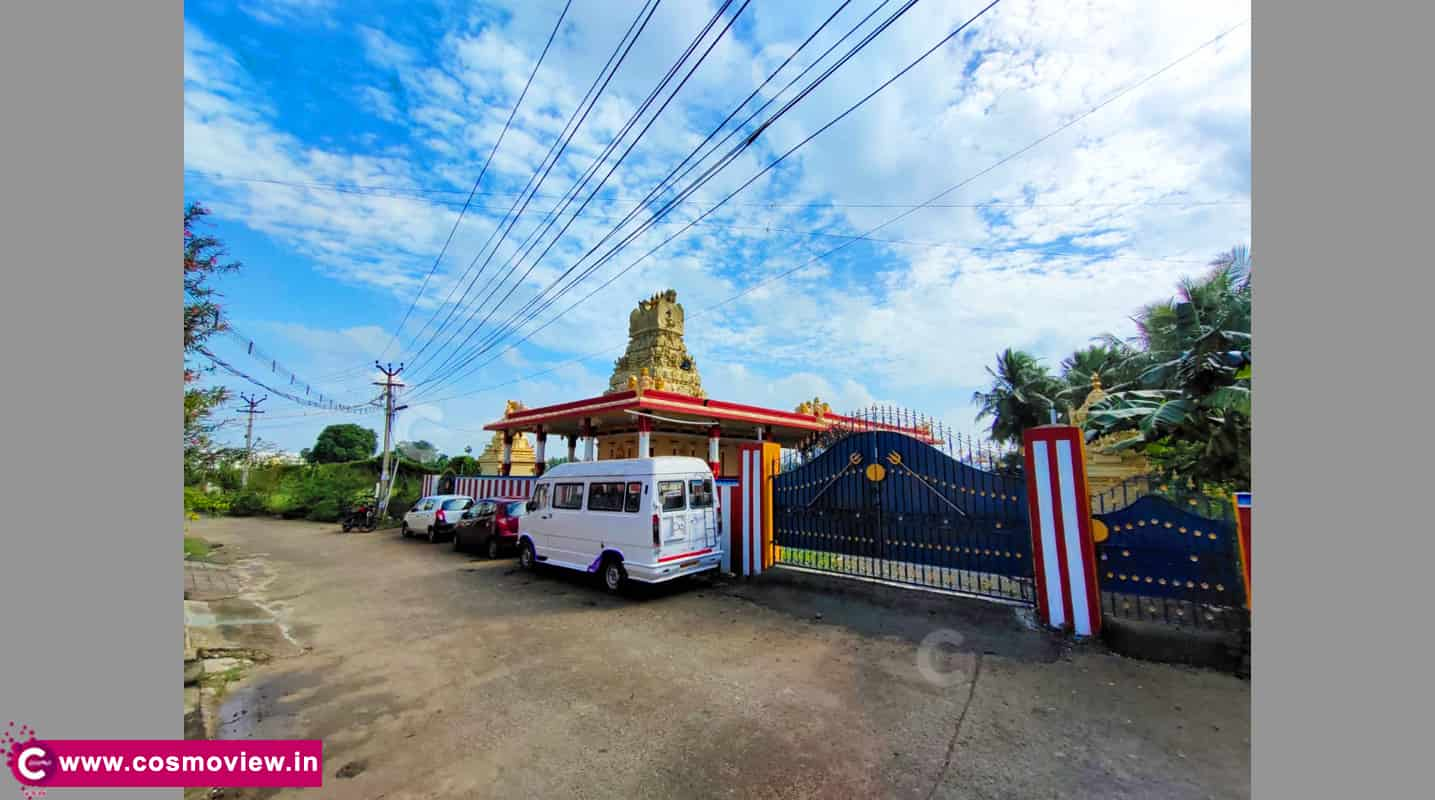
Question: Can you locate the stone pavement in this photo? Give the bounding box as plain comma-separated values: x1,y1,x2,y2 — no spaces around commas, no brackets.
184,560,241,601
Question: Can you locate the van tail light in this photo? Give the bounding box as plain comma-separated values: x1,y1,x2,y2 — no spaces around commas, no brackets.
436,509,446,524
652,513,660,546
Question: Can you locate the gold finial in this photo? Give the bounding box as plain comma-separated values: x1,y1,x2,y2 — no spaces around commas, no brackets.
796,400,812,415
504,399,525,417
1091,372,1103,392
627,374,638,390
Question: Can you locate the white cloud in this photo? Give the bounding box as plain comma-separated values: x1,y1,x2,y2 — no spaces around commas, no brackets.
186,0,1250,451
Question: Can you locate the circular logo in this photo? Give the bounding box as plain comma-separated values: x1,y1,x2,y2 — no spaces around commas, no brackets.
865,463,886,482
11,741,56,786
915,628,968,688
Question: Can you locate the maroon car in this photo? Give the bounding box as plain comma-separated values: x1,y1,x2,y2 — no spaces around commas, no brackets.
452,497,528,559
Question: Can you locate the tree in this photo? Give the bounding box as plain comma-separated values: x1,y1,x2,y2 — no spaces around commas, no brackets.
1084,245,1252,488
396,440,440,464
972,349,1062,444
307,424,379,463
1058,341,1142,411
546,456,572,471
184,203,241,479
446,455,480,475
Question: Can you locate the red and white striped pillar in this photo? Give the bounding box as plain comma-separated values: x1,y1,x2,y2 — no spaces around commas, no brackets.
500,432,513,476
736,442,780,576
1023,425,1101,637
708,425,721,476
1233,492,1251,609
534,428,547,476
637,415,652,460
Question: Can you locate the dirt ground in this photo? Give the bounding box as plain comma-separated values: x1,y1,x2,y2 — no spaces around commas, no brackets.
188,516,1249,800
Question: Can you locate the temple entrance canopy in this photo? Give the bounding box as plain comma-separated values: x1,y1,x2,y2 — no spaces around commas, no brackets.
482,290,931,477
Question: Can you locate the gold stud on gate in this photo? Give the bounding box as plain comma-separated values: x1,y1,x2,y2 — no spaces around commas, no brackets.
865,463,887,482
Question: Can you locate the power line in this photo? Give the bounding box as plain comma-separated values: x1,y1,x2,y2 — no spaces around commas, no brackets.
183,170,1251,211
405,0,754,377
411,0,1004,399
395,0,665,370
416,19,1248,406
408,0,911,389
378,0,572,360
198,346,383,412
217,324,375,406
409,0,770,382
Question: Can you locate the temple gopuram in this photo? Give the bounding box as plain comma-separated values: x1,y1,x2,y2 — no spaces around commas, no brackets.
481,290,924,478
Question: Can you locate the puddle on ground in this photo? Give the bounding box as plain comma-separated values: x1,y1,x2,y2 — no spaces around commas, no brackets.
217,684,263,739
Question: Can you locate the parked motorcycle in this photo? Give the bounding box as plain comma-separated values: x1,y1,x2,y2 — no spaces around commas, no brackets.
341,504,377,533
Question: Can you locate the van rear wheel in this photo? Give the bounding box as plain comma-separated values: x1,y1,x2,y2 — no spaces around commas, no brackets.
518,540,536,570
601,557,627,594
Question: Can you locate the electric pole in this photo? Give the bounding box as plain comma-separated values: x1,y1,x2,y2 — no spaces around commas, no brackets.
374,362,405,513
238,393,267,488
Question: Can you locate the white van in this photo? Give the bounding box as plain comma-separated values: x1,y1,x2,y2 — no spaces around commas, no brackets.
518,457,723,593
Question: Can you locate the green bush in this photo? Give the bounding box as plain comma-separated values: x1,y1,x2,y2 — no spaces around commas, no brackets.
265,491,302,518
228,491,266,516
306,498,342,522
184,486,231,515
209,455,435,522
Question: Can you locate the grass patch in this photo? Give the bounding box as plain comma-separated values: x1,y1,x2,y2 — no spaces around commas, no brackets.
184,536,212,562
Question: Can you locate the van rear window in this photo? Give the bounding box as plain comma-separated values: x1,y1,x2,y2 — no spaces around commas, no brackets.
624,482,643,513
658,480,686,511
689,479,714,508
553,483,584,510
586,482,625,512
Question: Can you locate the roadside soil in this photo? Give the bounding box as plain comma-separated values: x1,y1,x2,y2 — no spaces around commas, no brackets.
188,516,1249,800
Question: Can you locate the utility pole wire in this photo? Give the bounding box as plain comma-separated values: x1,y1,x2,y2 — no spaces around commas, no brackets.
411,0,860,384
412,0,1001,399
406,0,741,377
397,0,665,369
378,0,573,360
417,18,1248,406
373,362,406,514
238,393,266,488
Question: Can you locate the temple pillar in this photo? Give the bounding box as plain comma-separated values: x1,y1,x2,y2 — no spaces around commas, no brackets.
582,418,596,462
638,415,652,460
535,428,547,476
708,425,721,476
500,432,513,476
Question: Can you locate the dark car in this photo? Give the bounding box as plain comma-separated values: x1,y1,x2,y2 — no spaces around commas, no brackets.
452,497,528,558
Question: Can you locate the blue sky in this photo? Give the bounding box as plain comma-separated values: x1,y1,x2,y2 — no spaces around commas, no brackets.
184,0,1251,457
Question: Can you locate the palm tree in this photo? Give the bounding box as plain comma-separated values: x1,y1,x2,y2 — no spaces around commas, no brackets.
972,349,1061,444
1084,245,1252,488
1058,341,1142,410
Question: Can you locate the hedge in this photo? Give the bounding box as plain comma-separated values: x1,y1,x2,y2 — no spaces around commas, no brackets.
203,456,433,523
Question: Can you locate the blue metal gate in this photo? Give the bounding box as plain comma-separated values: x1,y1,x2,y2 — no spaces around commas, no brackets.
773,428,1034,603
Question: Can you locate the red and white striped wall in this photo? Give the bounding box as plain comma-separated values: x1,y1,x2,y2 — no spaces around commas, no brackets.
1023,426,1102,637
716,479,741,574
739,446,765,576
420,474,536,500
733,443,780,577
